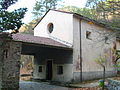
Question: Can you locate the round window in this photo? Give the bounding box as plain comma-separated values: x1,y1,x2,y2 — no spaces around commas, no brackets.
48,23,54,33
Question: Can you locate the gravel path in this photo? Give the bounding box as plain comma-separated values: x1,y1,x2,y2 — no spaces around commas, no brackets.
19,81,70,90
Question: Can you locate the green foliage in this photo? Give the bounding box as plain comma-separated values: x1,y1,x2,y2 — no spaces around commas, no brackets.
32,0,62,17
20,55,34,69
86,0,120,29
113,61,120,71
21,24,34,35
111,48,120,63
95,55,107,67
20,18,40,35
95,54,107,90
98,80,104,87
0,0,27,32
59,6,93,19
0,8,27,32
112,49,120,71
0,0,18,9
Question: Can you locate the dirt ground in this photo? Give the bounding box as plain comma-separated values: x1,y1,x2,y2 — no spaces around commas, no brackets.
20,76,120,90
72,88,99,90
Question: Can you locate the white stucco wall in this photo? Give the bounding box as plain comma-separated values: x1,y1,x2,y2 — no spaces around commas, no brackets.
73,17,80,72
33,10,116,82
33,65,46,79
34,10,73,44
81,20,115,72
33,64,73,82
73,17,116,81
33,50,73,82
73,17,116,72
52,64,73,82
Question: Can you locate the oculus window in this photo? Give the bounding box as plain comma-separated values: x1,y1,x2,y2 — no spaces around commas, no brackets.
48,23,54,33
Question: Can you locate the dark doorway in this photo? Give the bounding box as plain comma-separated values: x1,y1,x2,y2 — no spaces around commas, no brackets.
46,60,53,80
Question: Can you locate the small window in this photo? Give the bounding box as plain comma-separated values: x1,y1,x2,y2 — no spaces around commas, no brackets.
57,66,63,75
48,23,54,33
105,36,109,44
38,66,42,72
3,49,8,58
86,31,92,39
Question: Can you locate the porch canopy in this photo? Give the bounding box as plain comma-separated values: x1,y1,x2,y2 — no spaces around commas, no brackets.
12,33,72,55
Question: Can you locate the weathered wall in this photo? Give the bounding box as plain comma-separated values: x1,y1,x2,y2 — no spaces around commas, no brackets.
0,33,21,90
72,17,81,82
34,10,117,82
81,20,115,72
33,49,73,82
73,17,80,71
116,40,120,50
34,10,73,45
73,17,116,81
115,40,120,72
107,79,120,90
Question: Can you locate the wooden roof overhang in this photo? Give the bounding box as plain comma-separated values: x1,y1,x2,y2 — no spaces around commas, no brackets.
12,33,73,55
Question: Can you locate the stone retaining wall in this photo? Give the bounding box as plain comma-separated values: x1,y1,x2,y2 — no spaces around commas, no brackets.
108,79,120,90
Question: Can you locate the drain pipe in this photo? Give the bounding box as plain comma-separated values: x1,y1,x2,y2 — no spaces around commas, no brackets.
79,20,83,82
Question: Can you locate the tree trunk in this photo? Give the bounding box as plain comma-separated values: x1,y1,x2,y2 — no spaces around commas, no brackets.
102,66,105,90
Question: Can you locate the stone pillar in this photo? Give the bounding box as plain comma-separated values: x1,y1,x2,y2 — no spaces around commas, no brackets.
0,33,21,90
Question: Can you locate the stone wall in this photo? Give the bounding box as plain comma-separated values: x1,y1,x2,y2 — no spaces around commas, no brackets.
0,33,21,90
107,79,120,90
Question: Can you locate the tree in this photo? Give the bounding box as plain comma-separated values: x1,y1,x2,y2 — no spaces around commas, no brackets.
95,55,107,90
32,0,62,17
111,47,120,72
0,0,27,32
19,18,40,35
59,6,93,19
86,0,120,29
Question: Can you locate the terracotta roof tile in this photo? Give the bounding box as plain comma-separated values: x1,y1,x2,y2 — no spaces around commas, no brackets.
12,33,72,49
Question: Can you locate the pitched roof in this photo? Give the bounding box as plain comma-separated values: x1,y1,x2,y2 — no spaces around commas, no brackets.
12,33,72,50
34,9,119,31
